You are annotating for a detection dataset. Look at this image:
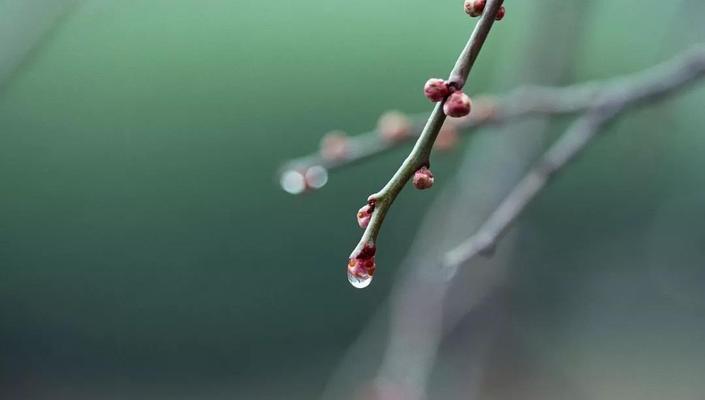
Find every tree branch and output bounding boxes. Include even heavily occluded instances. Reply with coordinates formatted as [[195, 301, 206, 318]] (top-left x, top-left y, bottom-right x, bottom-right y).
[[347, 0, 505, 266], [444, 45, 705, 273]]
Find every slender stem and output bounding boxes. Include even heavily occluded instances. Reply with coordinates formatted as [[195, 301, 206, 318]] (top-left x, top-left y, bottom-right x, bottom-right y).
[[448, 0, 505, 89], [349, 0, 505, 258], [444, 45, 705, 271]]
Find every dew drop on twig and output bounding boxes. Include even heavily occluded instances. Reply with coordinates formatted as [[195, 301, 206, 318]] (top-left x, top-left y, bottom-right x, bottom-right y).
[[348, 269, 373, 289]]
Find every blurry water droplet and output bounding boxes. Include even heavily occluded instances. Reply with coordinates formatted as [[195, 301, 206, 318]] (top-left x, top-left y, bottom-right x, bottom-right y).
[[348, 268, 373, 289], [348, 256, 376, 289], [304, 165, 328, 189], [280, 170, 306, 194]]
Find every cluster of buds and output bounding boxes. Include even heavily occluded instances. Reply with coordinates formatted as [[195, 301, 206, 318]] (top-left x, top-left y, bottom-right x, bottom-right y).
[[464, 0, 506, 20], [347, 243, 376, 288], [423, 78, 473, 118]]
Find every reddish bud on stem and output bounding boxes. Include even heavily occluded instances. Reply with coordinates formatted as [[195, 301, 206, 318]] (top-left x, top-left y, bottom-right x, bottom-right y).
[[495, 6, 506, 21], [424, 78, 451, 102], [413, 166, 435, 190], [443, 91, 472, 118], [356, 204, 373, 229], [464, 0, 505, 20], [464, 0, 485, 17]]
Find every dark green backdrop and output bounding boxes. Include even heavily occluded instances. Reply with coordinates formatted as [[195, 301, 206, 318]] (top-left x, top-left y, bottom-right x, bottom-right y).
[[1, 0, 704, 398]]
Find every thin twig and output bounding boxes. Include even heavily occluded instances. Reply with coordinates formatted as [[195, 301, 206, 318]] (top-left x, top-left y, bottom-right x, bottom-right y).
[[444, 45, 705, 272], [279, 67, 696, 178], [0, 0, 82, 94], [348, 0, 505, 259]]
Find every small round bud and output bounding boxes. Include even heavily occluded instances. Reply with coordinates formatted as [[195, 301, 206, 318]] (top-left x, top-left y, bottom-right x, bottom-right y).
[[434, 124, 459, 152], [423, 78, 450, 102], [443, 91, 472, 118], [356, 204, 373, 229], [378, 111, 412, 142], [413, 166, 434, 190], [464, 0, 485, 17], [495, 5, 506, 21], [320, 130, 349, 161]]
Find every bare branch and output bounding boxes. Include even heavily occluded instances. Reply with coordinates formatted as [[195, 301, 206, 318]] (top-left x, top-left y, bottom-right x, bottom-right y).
[[444, 45, 705, 273], [346, 0, 505, 269]]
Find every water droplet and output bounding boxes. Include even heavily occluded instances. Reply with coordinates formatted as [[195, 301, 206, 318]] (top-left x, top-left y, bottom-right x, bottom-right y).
[[280, 170, 306, 194], [347, 257, 376, 289], [304, 165, 328, 189], [348, 268, 373, 289]]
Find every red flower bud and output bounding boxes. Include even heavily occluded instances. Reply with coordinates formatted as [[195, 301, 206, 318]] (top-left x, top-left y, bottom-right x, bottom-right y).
[[495, 5, 506, 21], [443, 91, 472, 118], [464, 0, 485, 17], [423, 78, 450, 102], [464, 1, 504, 20], [378, 111, 412, 142], [413, 166, 435, 190], [356, 204, 373, 229]]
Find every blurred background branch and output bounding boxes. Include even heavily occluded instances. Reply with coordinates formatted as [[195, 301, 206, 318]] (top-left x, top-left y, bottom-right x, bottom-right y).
[[0, 0, 81, 92], [445, 46, 705, 275], [279, 49, 705, 193]]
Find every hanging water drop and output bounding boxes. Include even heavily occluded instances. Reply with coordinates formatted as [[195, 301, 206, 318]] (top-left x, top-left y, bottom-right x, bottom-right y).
[[347, 256, 376, 289], [348, 268, 373, 289]]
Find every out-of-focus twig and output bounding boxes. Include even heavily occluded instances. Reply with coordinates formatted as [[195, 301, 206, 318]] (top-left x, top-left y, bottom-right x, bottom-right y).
[[279, 55, 705, 180], [0, 0, 82, 93], [444, 45, 705, 273], [277, 84, 600, 178]]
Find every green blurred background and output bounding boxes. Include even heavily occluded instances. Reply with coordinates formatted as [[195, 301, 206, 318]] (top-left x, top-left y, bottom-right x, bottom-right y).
[[1, 0, 704, 399]]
